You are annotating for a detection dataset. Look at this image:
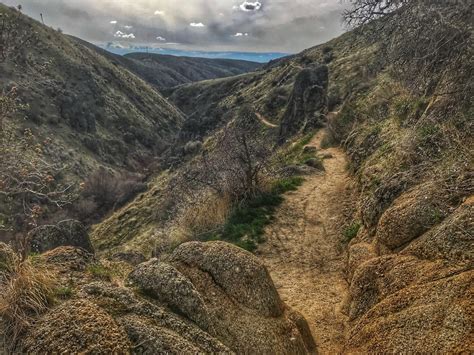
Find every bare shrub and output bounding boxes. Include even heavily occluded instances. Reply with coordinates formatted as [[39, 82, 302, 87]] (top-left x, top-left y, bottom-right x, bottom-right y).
[[345, 1, 473, 100], [0, 251, 56, 351], [0, 89, 75, 237], [178, 106, 274, 202], [78, 168, 146, 222]]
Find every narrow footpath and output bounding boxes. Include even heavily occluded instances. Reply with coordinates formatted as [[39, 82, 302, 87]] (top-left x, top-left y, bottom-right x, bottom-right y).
[[258, 129, 352, 354]]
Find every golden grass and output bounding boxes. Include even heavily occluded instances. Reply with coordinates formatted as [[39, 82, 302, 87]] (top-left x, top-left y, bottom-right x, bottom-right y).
[[0, 255, 56, 351]]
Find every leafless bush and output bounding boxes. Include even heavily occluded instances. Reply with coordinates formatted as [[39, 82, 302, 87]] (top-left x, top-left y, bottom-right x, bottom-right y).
[[345, 1, 473, 99], [78, 168, 146, 222], [0, 89, 75, 235], [176, 106, 274, 203], [343, 0, 408, 27]]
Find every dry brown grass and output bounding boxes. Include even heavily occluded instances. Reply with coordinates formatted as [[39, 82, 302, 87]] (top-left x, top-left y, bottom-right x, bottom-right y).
[[0, 254, 56, 351], [177, 191, 233, 237]]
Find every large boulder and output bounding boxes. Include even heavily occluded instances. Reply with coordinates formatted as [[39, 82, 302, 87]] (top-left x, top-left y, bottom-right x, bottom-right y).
[[169, 241, 284, 317], [279, 64, 328, 140], [128, 260, 213, 332], [375, 186, 447, 251], [129, 241, 316, 354], [28, 220, 93, 254], [81, 282, 231, 354], [22, 299, 131, 353]]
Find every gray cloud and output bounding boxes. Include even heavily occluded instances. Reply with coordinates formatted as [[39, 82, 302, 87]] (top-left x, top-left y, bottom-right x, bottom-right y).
[[3, 0, 348, 53]]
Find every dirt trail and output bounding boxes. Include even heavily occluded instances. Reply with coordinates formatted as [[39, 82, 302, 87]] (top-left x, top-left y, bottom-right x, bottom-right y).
[[256, 112, 278, 128], [258, 130, 351, 354]]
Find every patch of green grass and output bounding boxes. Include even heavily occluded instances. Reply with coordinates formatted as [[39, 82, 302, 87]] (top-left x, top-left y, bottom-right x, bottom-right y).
[[55, 286, 73, 299], [280, 132, 317, 165], [205, 177, 304, 252], [272, 176, 305, 194], [343, 221, 361, 242], [86, 263, 111, 280]]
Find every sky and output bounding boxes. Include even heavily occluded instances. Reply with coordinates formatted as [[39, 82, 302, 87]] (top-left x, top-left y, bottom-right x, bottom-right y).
[[3, 0, 348, 54]]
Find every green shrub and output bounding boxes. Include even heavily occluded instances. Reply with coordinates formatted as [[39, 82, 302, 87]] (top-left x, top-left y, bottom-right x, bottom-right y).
[[204, 177, 304, 252], [343, 221, 361, 242]]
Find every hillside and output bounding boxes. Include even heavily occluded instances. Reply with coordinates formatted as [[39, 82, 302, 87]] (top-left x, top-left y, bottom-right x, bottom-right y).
[[123, 53, 262, 90], [71, 38, 262, 90], [1, 1, 473, 354], [0, 4, 184, 237]]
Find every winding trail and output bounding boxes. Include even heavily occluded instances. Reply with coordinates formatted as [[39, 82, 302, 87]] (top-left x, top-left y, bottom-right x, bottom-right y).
[[258, 129, 352, 354], [255, 112, 278, 128]]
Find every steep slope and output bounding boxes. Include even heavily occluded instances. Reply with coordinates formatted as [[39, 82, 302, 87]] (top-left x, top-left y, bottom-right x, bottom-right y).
[[123, 53, 262, 90], [0, 4, 184, 177]]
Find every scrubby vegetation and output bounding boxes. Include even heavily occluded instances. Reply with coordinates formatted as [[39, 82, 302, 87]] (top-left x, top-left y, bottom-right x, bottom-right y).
[[0, 245, 56, 351]]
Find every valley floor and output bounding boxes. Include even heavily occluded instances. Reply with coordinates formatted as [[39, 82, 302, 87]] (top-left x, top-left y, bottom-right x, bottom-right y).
[[258, 130, 352, 354]]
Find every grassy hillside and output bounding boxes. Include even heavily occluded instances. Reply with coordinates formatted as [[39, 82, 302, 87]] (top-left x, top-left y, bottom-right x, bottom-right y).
[[71, 37, 262, 90], [0, 4, 184, 170], [0, 4, 184, 238], [124, 53, 262, 90]]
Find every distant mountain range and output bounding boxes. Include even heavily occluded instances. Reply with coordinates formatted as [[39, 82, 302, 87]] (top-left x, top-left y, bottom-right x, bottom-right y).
[[99, 43, 289, 63]]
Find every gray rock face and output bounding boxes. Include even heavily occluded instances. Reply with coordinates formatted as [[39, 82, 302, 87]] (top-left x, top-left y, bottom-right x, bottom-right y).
[[27, 220, 93, 254], [280, 64, 329, 140]]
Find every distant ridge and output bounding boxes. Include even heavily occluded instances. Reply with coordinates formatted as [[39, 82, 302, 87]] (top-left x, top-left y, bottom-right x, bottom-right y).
[[100, 43, 289, 63]]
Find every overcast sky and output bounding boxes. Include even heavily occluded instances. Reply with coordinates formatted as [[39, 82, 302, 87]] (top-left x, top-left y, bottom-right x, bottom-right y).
[[3, 0, 348, 53]]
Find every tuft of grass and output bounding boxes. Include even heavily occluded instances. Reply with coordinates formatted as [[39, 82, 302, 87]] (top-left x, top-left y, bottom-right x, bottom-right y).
[[55, 286, 73, 299], [343, 221, 361, 242], [204, 177, 304, 252], [86, 263, 111, 280], [0, 255, 56, 351]]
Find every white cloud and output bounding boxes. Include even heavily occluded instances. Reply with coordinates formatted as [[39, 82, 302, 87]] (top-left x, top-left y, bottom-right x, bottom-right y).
[[156, 36, 166, 41], [239, 1, 262, 12], [123, 25, 133, 30], [110, 20, 117, 24], [234, 32, 249, 37], [114, 30, 136, 39], [154, 10, 165, 15], [190, 22, 205, 27]]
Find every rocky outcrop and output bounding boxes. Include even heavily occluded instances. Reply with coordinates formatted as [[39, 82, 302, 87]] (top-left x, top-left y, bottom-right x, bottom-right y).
[[22, 299, 131, 353], [131, 241, 315, 354], [345, 197, 473, 353], [28, 220, 93, 254], [16, 241, 316, 354], [279, 64, 328, 141]]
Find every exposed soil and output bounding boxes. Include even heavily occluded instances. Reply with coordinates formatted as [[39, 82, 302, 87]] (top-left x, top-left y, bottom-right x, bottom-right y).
[[258, 129, 352, 354]]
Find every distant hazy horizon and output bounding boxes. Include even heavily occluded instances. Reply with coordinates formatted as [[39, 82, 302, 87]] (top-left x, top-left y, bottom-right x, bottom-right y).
[[100, 43, 289, 63]]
